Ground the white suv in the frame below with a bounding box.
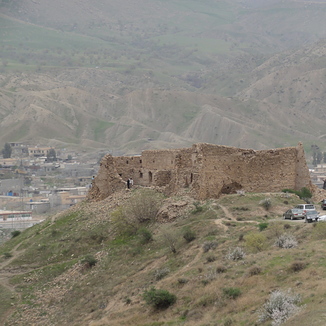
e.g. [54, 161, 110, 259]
[294, 204, 316, 213]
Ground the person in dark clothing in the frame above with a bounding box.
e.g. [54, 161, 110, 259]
[323, 179, 326, 190]
[127, 178, 130, 189]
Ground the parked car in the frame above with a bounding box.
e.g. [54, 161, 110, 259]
[318, 215, 326, 222]
[321, 199, 326, 210]
[305, 210, 319, 223]
[283, 208, 305, 220]
[294, 204, 316, 214]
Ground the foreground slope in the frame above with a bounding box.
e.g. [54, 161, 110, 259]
[1, 188, 326, 325]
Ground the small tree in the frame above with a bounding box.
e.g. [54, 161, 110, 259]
[2, 143, 12, 158]
[47, 148, 57, 162]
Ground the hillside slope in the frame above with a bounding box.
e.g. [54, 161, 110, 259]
[1, 188, 326, 325]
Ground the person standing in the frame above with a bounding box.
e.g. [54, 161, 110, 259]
[127, 178, 130, 189]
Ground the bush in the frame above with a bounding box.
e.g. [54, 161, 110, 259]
[154, 267, 170, 280]
[275, 234, 298, 249]
[143, 287, 176, 309]
[183, 227, 196, 243]
[248, 266, 262, 276]
[206, 255, 216, 263]
[258, 289, 302, 325]
[177, 278, 188, 284]
[216, 265, 227, 273]
[258, 222, 269, 231]
[81, 254, 97, 268]
[289, 261, 306, 273]
[245, 232, 268, 253]
[222, 287, 242, 299]
[282, 187, 312, 200]
[11, 230, 21, 238]
[111, 189, 164, 235]
[259, 198, 272, 211]
[3, 252, 12, 259]
[202, 241, 218, 253]
[226, 247, 246, 261]
[138, 227, 153, 244]
[160, 226, 178, 254]
[127, 189, 164, 223]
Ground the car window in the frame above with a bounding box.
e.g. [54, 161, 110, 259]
[305, 205, 315, 209]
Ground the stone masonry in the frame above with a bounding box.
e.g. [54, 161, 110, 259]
[87, 142, 313, 201]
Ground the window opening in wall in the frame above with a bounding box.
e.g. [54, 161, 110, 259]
[126, 160, 129, 164]
[149, 171, 153, 183]
[140, 160, 142, 164]
[190, 173, 193, 183]
[139, 172, 143, 178]
[119, 173, 122, 177]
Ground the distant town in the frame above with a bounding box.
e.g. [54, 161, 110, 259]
[0, 142, 100, 230]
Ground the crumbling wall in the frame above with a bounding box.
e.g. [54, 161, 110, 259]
[194, 143, 309, 199]
[87, 143, 313, 201]
[87, 154, 125, 201]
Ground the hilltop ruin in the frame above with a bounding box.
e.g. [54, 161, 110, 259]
[87, 142, 313, 201]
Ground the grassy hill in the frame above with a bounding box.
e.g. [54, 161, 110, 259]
[1, 188, 326, 325]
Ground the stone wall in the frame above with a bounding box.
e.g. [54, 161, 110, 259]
[87, 142, 314, 201]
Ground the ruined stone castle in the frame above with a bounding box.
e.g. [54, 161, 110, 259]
[87, 142, 312, 201]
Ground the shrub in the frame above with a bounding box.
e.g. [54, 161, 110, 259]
[154, 267, 170, 280]
[143, 287, 176, 309]
[244, 232, 268, 253]
[275, 234, 298, 249]
[259, 198, 272, 211]
[81, 254, 97, 268]
[206, 255, 216, 263]
[183, 227, 196, 243]
[3, 252, 12, 259]
[282, 187, 312, 200]
[258, 222, 269, 231]
[111, 189, 164, 235]
[160, 226, 178, 254]
[283, 223, 291, 230]
[202, 241, 218, 253]
[223, 287, 242, 299]
[126, 188, 164, 223]
[226, 247, 246, 261]
[11, 230, 21, 238]
[137, 227, 153, 244]
[289, 261, 306, 273]
[177, 278, 188, 284]
[248, 266, 262, 276]
[258, 289, 302, 326]
[216, 265, 227, 273]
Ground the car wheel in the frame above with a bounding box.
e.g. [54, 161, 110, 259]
[290, 215, 294, 220]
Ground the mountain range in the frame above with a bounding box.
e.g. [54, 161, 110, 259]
[1, 0, 326, 157]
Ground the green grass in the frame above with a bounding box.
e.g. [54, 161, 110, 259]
[1, 191, 326, 325]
